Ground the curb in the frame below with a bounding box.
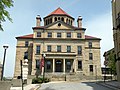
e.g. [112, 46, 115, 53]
[96, 82, 120, 90]
[33, 85, 41, 90]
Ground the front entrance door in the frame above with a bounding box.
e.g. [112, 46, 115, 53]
[55, 60, 63, 72]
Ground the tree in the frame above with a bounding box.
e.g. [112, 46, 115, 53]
[0, 0, 13, 31]
[108, 51, 116, 75]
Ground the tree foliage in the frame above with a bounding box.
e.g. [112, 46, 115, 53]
[0, 0, 13, 31]
[108, 51, 116, 75]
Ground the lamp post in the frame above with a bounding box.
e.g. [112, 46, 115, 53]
[104, 65, 106, 83]
[1, 44, 9, 81]
[95, 65, 97, 82]
[43, 53, 46, 83]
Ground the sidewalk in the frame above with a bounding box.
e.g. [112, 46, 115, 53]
[97, 80, 120, 90]
[10, 84, 40, 90]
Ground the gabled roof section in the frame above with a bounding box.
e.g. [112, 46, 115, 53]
[44, 7, 74, 19]
[16, 34, 33, 39]
[85, 35, 101, 40]
[40, 20, 86, 30]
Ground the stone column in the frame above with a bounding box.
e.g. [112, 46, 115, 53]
[63, 59, 65, 73]
[53, 59, 55, 73]
[74, 59, 76, 72]
[23, 59, 28, 80]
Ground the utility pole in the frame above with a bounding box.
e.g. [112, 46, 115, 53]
[20, 60, 24, 90]
[1, 45, 8, 81]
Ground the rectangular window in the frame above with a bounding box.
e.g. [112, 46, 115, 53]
[77, 33, 82, 38]
[57, 32, 61, 38]
[67, 32, 71, 38]
[47, 60, 51, 69]
[67, 46, 71, 52]
[47, 45, 51, 52]
[48, 32, 52, 37]
[89, 42, 92, 48]
[89, 53, 93, 60]
[57, 45, 61, 52]
[24, 52, 28, 59]
[37, 32, 41, 37]
[78, 46, 82, 55]
[89, 65, 93, 72]
[36, 59, 40, 69]
[36, 45, 40, 54]
[66, 60, 71, 71]
[25, 41, 29, 47]
[78, 61, 82, 70]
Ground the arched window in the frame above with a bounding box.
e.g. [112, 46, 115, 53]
[69, 20, 70, 25]
[58, 17, 60, 20]
[54, 17, 57, 22]
[70, 20, 72, 25]
[66, 19, 68, 24]
[46, 19, 48, 25]
[50, 18, 52, 23]
[48, 19, 49, 24]
[61, 17, 64, 22]
[45, 20, 47, 25]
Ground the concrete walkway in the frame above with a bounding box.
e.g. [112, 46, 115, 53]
[97, 80, 120, 90]
[10, 84, 40, 90]
[39, 81, 111, 90]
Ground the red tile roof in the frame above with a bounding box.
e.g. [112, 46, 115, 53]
[16, 34, 100, 40]
[85, 35, 100, 40]
[16, 34, 33, 39]
[49, 7, 69, 16]
[45, 7, 73, 19]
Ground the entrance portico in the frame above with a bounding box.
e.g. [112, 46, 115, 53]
[45, 58, 75, 73]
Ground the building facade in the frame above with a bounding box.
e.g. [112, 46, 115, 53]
[112, 0, 120, 81]
[14, 8, 101, 80]
[103, 48, 115, 79]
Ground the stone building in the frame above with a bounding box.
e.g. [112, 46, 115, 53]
[103, 48, 115, 67]
[103, 48, 115, 79]
[14, 8, 101, 80]
[112, 0, 120, 81]
[0, 63, 2, 78]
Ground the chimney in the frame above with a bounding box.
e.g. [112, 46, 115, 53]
[36, 15, 42, 26]
[77, 16, 82, 28]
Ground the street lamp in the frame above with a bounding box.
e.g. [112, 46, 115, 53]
[43, 53, 46, 83]
[95, 65, 97, 82]
[1, 44, 9, 81]
[104, 65, 106, 83]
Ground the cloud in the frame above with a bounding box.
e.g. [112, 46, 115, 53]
[84, 12, 114, 67]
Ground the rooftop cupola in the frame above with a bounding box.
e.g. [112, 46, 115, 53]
[44, 7, 74, 26]
[36, 15, 42, 27]
[77, 16, 82, 28]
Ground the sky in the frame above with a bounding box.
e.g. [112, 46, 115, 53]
[0, 0, 114, 77]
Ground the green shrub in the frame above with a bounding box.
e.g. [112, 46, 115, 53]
[32, 77, 49, 84]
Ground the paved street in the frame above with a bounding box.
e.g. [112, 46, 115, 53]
[39, 81, 112, 90]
